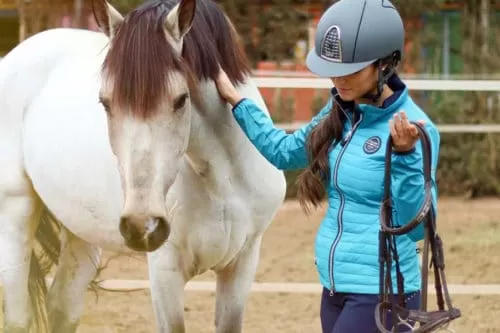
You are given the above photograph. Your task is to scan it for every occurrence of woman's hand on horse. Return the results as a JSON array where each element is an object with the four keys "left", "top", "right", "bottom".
[
  {"left": 389, "top": 110, "right": 425, "bottom": 152},
  {"left": 215, "top": 68, "right": 243, "bottom": 106}
]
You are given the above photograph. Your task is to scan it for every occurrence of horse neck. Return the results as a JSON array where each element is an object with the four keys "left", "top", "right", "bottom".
[{"left": 185, "top": 77, "right": 269, "bottom": 183}]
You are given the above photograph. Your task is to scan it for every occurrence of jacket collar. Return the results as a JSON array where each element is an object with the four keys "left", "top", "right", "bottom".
[{"left": 330, "top": 73, "right": 408, "bottom": 126}]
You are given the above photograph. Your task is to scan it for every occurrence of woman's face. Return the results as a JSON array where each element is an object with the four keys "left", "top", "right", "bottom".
[{"left": 331, "top": 64, "right": 379, "bottom": 102}]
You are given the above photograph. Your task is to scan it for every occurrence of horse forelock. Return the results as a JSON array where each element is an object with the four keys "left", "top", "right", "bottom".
[
  {"left": 101, "top": 0, "right": 251, "bottom": 119},
  {"left": 101, "top": 1, "right": 189, "bottom": 119}
]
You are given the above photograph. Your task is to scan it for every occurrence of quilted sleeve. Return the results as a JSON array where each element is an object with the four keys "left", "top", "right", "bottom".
[{"left": 231, "top": 98, "right": 332, "bottom": 170}]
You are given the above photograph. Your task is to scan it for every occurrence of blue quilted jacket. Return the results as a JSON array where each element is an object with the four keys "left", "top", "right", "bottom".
[{"left": 232, "top": 75, "right": 440, "bottom": 295}]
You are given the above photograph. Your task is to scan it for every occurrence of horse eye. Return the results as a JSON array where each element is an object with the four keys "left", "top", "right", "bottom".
[
  {"left": 99, "top": 98, "right": 111, "bottom": 114},
  {"left": 102, "top": 104, "right": 111, "bottom": 114},
  {"left": 173, "top": 93, "right": 188, "bottom": 111}
]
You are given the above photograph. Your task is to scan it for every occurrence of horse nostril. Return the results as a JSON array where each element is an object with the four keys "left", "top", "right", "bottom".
[
  {"left": 119, "top": 214, "right": 170, "bottom": 251},
  {"left": 145, "top": 216, "right": 170, "bottom": 251},
  {"left": 157, "top": 216, "right": 169, "bottom": 237},
  {"left": 119, "top": 216, "right": 141, "bottom": 241}
]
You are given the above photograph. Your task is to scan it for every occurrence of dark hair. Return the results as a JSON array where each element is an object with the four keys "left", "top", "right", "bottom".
[{"left": 296, "top": 101, "right": 347, "bottom": 214}]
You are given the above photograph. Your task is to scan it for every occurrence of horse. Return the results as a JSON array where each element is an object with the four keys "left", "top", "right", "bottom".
[{"left": 0, "top": 0, "right": 287, "bottom": 331}]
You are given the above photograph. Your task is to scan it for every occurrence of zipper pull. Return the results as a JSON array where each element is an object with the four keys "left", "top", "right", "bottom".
[
  {"left": 341, "top": 131, "right": 351, "bottom": 146},
  {"left": 329, "top": 289, "right": 334, "bottom": 296}
]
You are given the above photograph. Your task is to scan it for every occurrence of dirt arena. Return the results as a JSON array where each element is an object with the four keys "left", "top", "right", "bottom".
[
  {"left": 1, "top": 197, "right": 499, "bottom": 332},
  {"left": 72, "top": 197, "right": 500, "bottom": 333}
]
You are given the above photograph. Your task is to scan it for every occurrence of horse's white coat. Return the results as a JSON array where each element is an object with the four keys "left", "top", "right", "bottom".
[{"left": 0, "top": 4, "right": 286, "bottom": 331}]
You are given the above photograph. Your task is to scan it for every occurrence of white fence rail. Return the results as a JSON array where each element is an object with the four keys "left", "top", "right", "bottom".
[
  {"left": 84, "top": 279, "right": 500, "bottom": 296},
  {"left": 253, "top": 77, "right": 500, "bottom": 133},
  {"left": 253, "top": 77, "right": 500, "bottom": 91}
]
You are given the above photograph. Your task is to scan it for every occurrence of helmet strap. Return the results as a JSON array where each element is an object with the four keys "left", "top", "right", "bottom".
[{"left": 362, "top": 53, "right": 399, "bottom": 104}]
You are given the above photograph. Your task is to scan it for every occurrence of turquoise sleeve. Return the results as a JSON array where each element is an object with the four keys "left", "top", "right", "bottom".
[
  {"left": 390, "top": 122, "right": 440, "bottom": 242},
  {"left": 232, "top": 98, "right": 332, "bottom": 170}
]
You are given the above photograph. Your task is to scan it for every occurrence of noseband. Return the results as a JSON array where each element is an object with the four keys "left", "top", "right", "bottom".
[{"left": 375, "top": 121, "right": 461, "bottom": 333}]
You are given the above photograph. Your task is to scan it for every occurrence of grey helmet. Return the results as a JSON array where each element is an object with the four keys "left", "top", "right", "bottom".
[{"left": 306, "top": 0, "right": 404, "bottom": 79}]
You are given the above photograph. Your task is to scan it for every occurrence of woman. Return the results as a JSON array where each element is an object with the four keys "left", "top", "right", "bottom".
[{"left": 215, "top": 0, "right": 440, "bottom": 332}]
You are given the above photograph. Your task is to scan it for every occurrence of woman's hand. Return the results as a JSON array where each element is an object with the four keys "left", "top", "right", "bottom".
[
  {"left": 215, "top": 68, "right": 243, "bottom": 106},
  {"left": 389, "top": 110, "right": 425, "bottom": 152}
]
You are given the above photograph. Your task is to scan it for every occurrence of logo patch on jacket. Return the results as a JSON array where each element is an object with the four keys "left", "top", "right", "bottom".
[{"left": 363, "top": 136, "right": 382, "bottom": 154}]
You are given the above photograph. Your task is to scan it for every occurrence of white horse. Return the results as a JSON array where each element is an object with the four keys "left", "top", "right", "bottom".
[{"left": 0, "top": 0, "right": 287, "bottom": 332}]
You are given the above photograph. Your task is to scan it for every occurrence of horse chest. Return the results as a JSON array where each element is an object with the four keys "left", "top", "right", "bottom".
[{"left": 169, "top": 172, "right": 273, "bottom": 271}]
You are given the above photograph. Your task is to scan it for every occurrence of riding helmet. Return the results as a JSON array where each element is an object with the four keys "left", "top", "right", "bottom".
[{"left": 306, "top": 0, "right": 405, "bottom": 78}]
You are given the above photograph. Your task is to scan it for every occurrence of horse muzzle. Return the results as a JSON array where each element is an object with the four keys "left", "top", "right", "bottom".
[{"left": 119, "top": 215, "right": 170, "bottom": 252}]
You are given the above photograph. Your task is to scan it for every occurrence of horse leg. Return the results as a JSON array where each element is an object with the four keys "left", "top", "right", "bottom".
[
  {"left": 214, "top": 235, "right": 263, "bottom": 333},
  {"left": 46, "top": 227, "right": 101, "bottom": 333},
  {"left": 0, "top": 194, "right": 37, "bottom": 333},
  {"left": 0, "top": 190, "right": 43, "bottom": 333},
  {"left": 147, "top": 243, "right": 187, "bottom": 333}
]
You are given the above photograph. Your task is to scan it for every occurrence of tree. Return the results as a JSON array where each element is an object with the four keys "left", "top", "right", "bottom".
[
  {"left": 112, "top": 0, "right": 144, "bottom": 12},
  {"left": 448, "top": 0, "right": 500, "bottom": 197},
  {"left": 390, "top": 0, "right": 500, "bottom": 197},
  {"left": 215, "top": 0, "right": 258, "bottom": 64},
  {"left": 217, "top": 0, "right": 309, "bottom": 66},
  {"left": 255, "top": 0, "right": 309, "bottom": 64}
]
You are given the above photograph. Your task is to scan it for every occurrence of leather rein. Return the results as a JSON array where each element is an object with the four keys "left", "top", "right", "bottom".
[{"left": 374, "top": 121, "right": 462, "bottom": 332}]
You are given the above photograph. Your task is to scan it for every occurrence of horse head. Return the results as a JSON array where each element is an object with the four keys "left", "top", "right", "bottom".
[{"left": 92, "top": 0, "right": 196, "bottom": 252}]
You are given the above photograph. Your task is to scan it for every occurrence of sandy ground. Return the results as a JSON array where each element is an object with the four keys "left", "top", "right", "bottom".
[
  {"left": 2, "top": 197, "right": 500, "bottom": 332},
  {"left": 75, "top": 197, "right": 500, "bottom": 333}
]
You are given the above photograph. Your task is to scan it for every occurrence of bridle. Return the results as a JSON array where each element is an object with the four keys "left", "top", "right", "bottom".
[{"left": 375, "top": 121, "right": 462, "bottom": 332}]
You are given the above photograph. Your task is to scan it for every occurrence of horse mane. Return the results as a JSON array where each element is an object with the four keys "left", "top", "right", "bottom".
[{"left": 101, "top": 0, "right": 251, "bottom": 119}]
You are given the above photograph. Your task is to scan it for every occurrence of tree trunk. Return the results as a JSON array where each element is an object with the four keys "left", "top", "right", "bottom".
[
  {"left": 73, "top": 0, "right": 83, "bottom": 28},
  {"left": 15, "top": 0, "right": 26, "bottom": 41}
]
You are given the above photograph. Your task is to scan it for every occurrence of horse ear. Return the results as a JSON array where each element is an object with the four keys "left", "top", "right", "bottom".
[
  {"left": 164, "top": 0, "right": 196, "bottom": 41},
  {"left": 92, "top": 0, "right": 124, "bottom": 38}
]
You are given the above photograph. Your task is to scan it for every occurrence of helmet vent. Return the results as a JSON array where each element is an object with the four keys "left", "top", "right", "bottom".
[{"left": 320, "top": 25, "right": 342, "bottom": 62}]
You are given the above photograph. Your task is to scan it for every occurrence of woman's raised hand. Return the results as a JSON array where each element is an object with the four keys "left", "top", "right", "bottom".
[
  {"left": 389, "top": 110, "right": 425, "bottom": 152},
  {"left": 215, "top": 68, "right": 243, "bottom": 106}
]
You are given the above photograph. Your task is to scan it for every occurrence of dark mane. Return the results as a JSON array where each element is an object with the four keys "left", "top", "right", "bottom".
[{"left": 101, "top": 0, "right": 251, "bottom": 119}]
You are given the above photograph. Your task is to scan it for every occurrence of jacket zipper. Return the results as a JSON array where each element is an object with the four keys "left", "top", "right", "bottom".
[{"left": 328, "top": 112, "right": 363, "bottom": 296}]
